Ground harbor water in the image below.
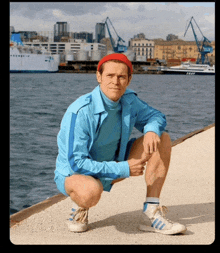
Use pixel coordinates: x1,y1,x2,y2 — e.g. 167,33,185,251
10,73,215,214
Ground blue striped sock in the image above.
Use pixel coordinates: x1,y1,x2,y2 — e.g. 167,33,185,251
146,197,159,204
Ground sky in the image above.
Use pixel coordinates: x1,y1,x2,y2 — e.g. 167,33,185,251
10,2,215,44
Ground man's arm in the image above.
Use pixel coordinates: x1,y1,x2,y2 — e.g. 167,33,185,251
134,96,167,154
133,95,167,136
64,110,130,180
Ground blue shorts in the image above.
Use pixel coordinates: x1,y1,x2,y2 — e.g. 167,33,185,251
54,138,136,196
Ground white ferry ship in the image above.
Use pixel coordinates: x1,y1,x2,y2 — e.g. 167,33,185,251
10,33,59,73
161,61,215,75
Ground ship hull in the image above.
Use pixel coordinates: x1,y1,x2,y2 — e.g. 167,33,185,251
10,70,58,73
161,70,215,75
10,47,59,73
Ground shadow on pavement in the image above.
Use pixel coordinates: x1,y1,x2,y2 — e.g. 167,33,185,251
89,202,214,235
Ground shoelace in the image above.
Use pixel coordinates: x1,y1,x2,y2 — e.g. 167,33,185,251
74,208,89,224
153,205,168,217
153,205,174,224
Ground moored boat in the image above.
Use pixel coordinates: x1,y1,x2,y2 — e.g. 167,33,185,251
10,33,59,73
160,61,215,75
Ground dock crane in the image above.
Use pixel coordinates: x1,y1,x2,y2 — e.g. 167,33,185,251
102,17,127,53
184,16,213,64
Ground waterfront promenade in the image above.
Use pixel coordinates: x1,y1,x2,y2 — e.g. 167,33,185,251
10,124,215,245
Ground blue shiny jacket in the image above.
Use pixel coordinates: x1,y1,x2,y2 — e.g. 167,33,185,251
55,85,166,181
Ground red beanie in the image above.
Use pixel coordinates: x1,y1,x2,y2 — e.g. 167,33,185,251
97,53,133,73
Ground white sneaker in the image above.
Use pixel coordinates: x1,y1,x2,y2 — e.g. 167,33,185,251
67,207,89,232
139,203,187,235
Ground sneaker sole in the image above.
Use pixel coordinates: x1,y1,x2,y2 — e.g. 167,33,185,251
139,224,187,235
68,226,88,233
66,221,88,233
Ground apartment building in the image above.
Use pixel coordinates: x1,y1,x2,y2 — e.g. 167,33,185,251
154,39,215,64
95,23,105,43
129,38,155,59
54,22,69,42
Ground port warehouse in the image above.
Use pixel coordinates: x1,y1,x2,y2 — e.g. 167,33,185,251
23,39,215,72
23,40,107,61
23,39,215,61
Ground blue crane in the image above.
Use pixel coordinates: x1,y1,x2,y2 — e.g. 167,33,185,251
104,17,127,53
184,16,213,64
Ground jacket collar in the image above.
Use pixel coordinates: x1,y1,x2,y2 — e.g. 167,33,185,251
90,85,106,115
90,85,136,115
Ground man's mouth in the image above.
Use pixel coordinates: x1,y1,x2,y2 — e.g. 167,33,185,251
110,88,121,90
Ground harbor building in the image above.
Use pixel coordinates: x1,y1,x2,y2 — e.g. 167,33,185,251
17,31,38,42
95,23,105,43
129,34,155,60
71,32,93,43
54,22,70,42
23,40,106,61
153,39,215,65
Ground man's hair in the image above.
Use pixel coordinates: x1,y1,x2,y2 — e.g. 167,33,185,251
98,60,132,78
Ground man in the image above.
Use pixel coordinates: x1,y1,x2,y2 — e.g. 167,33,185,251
55,53,186,235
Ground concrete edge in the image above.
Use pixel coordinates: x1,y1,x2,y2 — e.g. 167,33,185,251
171,123,215,147
10,193,67,228
10,122,215,228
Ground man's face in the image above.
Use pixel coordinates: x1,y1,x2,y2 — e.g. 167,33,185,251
96,61,132,102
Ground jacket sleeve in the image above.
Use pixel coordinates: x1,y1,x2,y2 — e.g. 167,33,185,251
134,96,167,137
65,109,130,180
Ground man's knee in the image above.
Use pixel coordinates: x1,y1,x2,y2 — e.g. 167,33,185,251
65,175,103,208
80,178,103,206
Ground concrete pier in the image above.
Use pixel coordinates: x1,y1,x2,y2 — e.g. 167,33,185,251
10,124,215,245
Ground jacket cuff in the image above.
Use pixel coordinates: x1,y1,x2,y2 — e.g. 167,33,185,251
118,161,130,178
143,123,162,137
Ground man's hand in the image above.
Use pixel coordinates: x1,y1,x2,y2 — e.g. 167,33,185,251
144,132,161,154
127,157,147,176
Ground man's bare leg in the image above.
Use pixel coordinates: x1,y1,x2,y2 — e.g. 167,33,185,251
131,132,186,234
124,132,171,198
65,175,103,232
